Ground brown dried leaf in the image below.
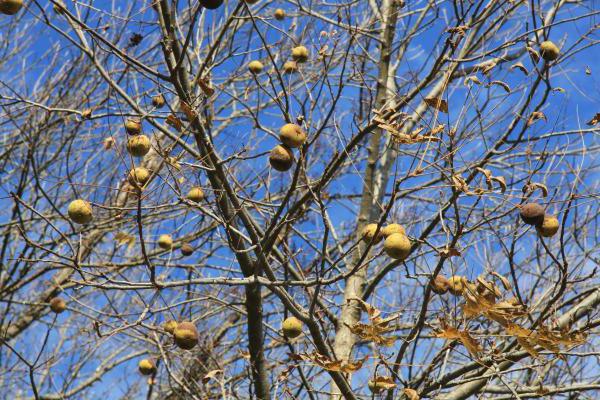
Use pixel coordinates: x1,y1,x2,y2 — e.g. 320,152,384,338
464,75,482,85
488,80,511,93
166,114,183,132
491,271,512,291
404,388,420,400
510,62,529,75
436,325,482,358
296,352,367,373
451,174,469,193
586,113,600,126
180,101,198,121
527,46,540,63
479,60,497,75
490,175,507,193
103,137,115,150
522,182,548,197
114,232,135,249
202,369,222,384
527,111,546,126
198,78,215,97
424,97,448,113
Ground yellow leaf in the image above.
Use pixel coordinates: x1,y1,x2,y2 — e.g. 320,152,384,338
114,232,135,249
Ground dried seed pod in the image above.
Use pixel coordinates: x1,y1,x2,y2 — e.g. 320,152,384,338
383,233,411,260
0,0,23,15
381,223,405,238
173,321,199,350
520,203,545,226
291,46,309,63
67,199,93,224
282,317,303,338
186,187,205,203
430,276,450,294
274,8,285,20
152,94,165,108
539,40,560,61
180,243,194,256
200,0,223,9
128,167,151,187
49,297,67,313
158,234,173,250
283,61,298,74
138,359,156,375
269,145,294,171
361,223,383,243
448,276,467,296
124,118,142,135
126,135,151,157
163,320,178,334
248,60,264,74
279,123,307,148
536,215,559,237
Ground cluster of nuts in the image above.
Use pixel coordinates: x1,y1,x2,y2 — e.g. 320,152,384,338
362,223,412,261
268,123,307,172
520,203,560,237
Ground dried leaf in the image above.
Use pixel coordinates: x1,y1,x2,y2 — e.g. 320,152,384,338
586,113,600,126
424,97,448,113
488,80,511,93
404,388,420,400
295,352,367,373
198,78,215,97
522,182,548,197
114,232,135,249
436,324,482,358
490,271,512,291
439,247,461,258
464,75,482,85
527,111,546,127
526,46,540,63
370,376,397,391
451,174,469,193
103,137,115,150
166,114,183,132
202,369,222,384
479,60,497,75
179,101,198,121
510,62,529,75
490,175,507,193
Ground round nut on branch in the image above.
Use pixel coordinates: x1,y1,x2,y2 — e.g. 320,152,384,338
0,0,23,15
124,118,142,135
248,60,264,74
151,94,165,108
49,297,67,313
282,317,303,338
173,321,199,350
126,135,151,157
283,61,298,74
128,167,151,187
291,46,309,63
361,223,383,243
381,223,405,238
269,145,294,171
279,123,307,148
536,215,559,237
430,276,450,294
200,0,223,9
180,243,194,256
447,276,467,296
383,233,411,260
163,320,178,334
158,234,173,250
274,8,285,20
138,359,157,375
520,203,545,226
186,187,205,203
68,199,93,224
539,40,560,61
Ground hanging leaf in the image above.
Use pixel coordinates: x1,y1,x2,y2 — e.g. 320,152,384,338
103,137,115,150
114,232,135,249
526,46,540,63
488,80,511,93
166,114,183,132
510,62,529,75
292,352,367,373
435,323,482,358
586,113,600,126
464,75,481,85
526,111,546,126
180,101,198,121
202,369,222,384
404,388,420,400
198,78,215,97
424,97,448,113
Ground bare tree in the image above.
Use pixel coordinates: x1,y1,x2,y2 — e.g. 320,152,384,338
1,0,599,399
